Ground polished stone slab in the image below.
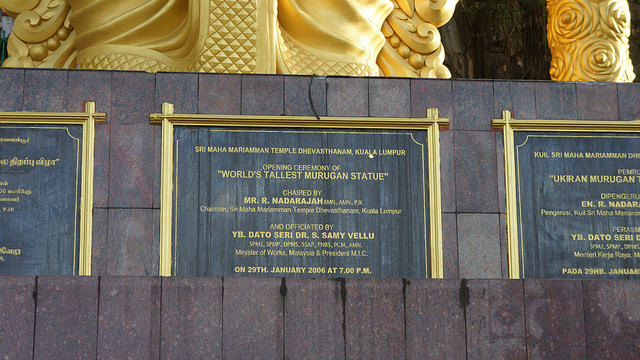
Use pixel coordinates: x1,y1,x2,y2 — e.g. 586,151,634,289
0,124,84,275
172,127,431,278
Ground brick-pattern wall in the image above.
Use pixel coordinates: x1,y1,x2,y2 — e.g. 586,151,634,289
1,277,640,359
2,69,638,278
0,69,639,358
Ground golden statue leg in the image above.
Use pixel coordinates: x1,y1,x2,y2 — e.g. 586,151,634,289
68,0,204,72
1,0,459,77
275,0,393,76
547,0,635,82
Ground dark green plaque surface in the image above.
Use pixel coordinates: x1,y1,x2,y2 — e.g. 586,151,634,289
173,127,430,278
515,132,640,278
0,125,83,275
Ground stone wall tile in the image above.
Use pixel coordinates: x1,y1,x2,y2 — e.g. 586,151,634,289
68,70,111,113
33,276,98,360
223,277,283,359
242,74,283,115
198,73,241,115
406,279,466,359
493,81,536,119
0,276,36,359
345,279,405,359
452,80,493,130
91,208,108,276
327,77,368,117
454,131,498,213
93,123,110,208
161,277,222,359
154,72,198,113
442,213,459,279
369,77,410,118
0,68,24,111
617,83,640,120
108,124,154,208
576,82,618,120
284,279,344,359
496,131,506,214
524,279,586,360
23,69,67,112
152,125,161,209
535,82,577,120
110,71,154,125
440,130,456,213
106,209,157,276
410,78,452,119
583,280,640,359
457,214,502,279
97,277,161,360
465,280,526,360
284,75,327,116
499,214,509,279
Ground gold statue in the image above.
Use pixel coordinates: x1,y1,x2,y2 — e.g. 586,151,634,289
547,0,635,82
0,0,458,78
378,0,458,78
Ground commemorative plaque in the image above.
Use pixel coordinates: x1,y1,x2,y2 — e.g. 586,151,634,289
153,104,447,278
0,104,103,275
495,112,640,279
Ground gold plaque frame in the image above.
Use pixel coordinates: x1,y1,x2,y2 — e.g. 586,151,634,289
151,103,448,278
0,102,105,275
493,111,640,279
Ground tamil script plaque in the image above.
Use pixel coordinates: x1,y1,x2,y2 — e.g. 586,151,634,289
0,125,83,275
514,132,640,278
172,127,431,278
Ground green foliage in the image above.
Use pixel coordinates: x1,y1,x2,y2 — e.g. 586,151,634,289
460,0,546,35
630,1,639,82
0,37,7,65
443,0,550,79
446,0,637,81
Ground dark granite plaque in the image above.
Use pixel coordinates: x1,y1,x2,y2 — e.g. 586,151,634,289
515,132,640,278
0,125,83,275
173,127,429,277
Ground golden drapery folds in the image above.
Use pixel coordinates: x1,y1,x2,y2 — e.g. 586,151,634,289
276,0,393,76
547,0,635,82
0,0,458,78
66,0,204,72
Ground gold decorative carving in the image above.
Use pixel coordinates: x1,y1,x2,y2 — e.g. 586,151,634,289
1,0,457,78
195,0,259,73
378,0,458,78
1,0,76,68
547,0,635,82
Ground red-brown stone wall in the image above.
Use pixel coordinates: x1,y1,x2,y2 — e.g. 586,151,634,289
1,277,640,359
0,69,639,358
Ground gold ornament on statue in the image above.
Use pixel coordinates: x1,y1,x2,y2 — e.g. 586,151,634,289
547,0,635,82
0,0,76,68
377,0,458,78
0,0,458,79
